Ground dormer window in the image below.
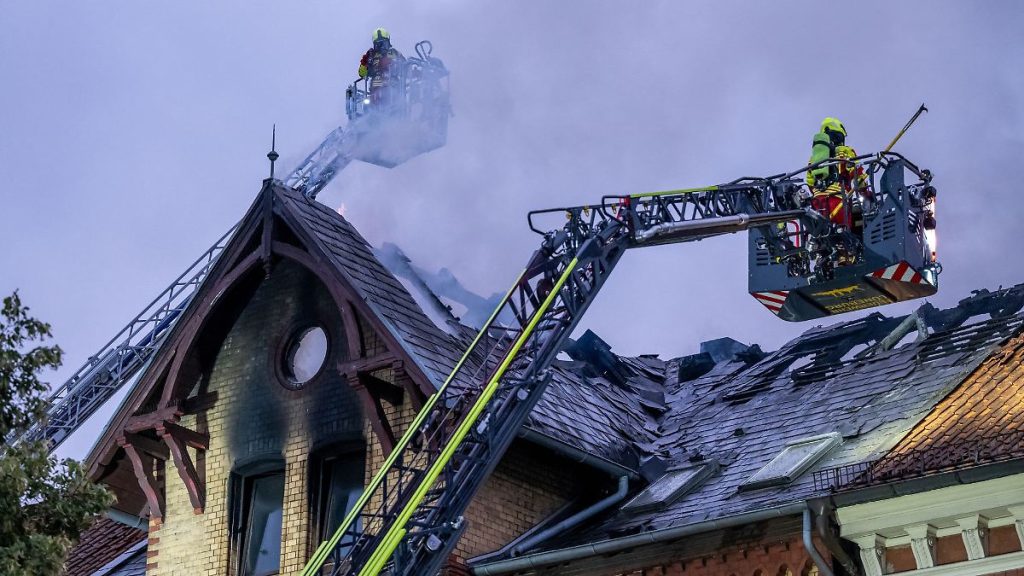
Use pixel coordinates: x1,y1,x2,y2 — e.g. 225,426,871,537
622,463,716,513
742,433,841,490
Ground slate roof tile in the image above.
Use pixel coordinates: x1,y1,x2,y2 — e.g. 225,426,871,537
527,286,1024,552
279,186,465,383
274,186,1024,555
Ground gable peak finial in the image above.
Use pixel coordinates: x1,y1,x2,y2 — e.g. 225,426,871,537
267,124,279,180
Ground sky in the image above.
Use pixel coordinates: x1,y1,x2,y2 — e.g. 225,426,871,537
2,1,1023,460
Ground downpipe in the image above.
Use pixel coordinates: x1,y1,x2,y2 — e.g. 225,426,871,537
472,502,807,575
510,475,630,557
804,507,836,576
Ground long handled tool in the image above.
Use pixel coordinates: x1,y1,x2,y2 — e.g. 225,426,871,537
884,103,928,152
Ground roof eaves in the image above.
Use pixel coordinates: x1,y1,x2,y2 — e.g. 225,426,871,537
90,539,147,576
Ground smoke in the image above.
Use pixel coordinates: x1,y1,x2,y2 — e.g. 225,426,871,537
375,242,502,330
6,2,1024,461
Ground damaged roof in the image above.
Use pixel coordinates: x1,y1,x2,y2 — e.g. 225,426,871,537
360,184,1024,556
278,187,468,387
471,284,1024,560
77,177,1024,570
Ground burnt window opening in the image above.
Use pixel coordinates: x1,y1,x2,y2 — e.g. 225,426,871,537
231,466,285,576
278,325,329,390
311,445,366,563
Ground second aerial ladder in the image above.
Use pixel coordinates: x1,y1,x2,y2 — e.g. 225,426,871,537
301,167,833,575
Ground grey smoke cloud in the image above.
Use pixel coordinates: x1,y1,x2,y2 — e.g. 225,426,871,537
2,1,1022,459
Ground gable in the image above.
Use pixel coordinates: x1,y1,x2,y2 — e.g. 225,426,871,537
84,180,467,519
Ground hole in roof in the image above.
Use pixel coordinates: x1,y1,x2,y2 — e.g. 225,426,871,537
437,295,469,323
892,329,921,350
964,313,995,326
840,342,871,362
741,433,841,490
787,354,814,374
622,463,716,514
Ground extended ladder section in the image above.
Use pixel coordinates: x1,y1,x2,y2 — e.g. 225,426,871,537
13,226,237,449
302,178,811,576
285,126,358,200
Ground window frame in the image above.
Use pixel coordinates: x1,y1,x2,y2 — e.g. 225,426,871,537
622,462,717,513
229,460,286,576
274,321,332,391
308,442,367,561
741,433,842,490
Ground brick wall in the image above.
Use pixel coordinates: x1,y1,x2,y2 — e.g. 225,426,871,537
456,441,582,560
361,375,583,568
521,517,825,576
636,538,823,576
149,260,363,575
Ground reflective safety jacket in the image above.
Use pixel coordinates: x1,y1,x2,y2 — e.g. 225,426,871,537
806,137,867,194
358,47,405,83
834,145,868,193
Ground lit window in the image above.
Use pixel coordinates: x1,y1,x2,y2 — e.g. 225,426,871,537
622,463,715,513
742,433,841,490
238,472,285,576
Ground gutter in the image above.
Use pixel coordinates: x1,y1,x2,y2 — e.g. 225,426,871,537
469,500,580,565
519,428,639,480
472,501,807,575
830,458,1024,509
106,508,148,531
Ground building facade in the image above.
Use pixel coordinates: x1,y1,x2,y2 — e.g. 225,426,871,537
69,182,1024,576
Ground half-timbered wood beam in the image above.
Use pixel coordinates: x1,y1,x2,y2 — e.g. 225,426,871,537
394,360,425,412
339,352,399,377
349,373,397,455
157,421,206,514
119,434,164,522
161,420,209,450
359,371,405,407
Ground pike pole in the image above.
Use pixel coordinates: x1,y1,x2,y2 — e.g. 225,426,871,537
884,103,928,152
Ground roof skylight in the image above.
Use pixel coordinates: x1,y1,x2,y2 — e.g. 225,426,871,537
622,463,716,513
742,433,841,490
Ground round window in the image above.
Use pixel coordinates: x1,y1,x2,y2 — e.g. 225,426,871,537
280,326,328,389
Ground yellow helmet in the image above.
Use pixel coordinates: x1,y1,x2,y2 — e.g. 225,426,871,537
821,117,847,137
372,28,390,43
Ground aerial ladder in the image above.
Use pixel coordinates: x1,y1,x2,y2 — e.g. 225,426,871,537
286,40,449,200
12,39,450,450
301,152,939,575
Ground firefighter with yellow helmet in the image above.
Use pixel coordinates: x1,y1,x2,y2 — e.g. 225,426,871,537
358,28,405,107
807,117,870,231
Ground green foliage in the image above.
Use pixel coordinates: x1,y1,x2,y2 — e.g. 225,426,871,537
0,292,114,576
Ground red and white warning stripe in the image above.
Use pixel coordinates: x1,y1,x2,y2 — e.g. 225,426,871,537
870,261,924,284
752,290,789,314
786,220,803,248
